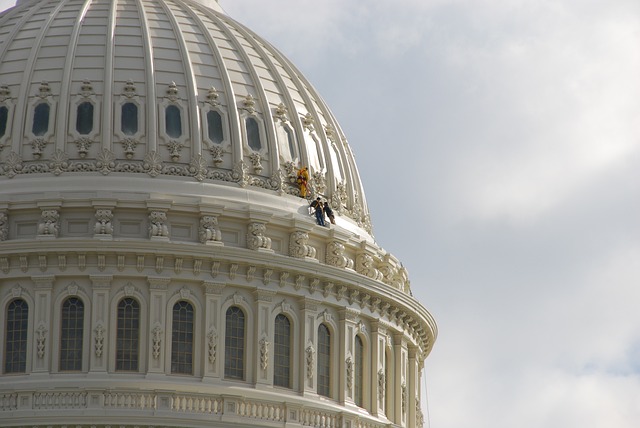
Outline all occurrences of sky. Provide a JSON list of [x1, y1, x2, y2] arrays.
[[218, 1, 640, 427], [0, 0, 638, 427]]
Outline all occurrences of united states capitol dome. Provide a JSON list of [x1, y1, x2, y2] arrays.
[[0, 1, 437, 428]]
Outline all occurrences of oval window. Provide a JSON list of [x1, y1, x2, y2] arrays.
[[32, 103, 50, 136], [76, 102, 94, 135], [121, 102, 138, 136], [246, 117, 261, 151], [165, 105, 182, 138], [207, 110, 224, 144]]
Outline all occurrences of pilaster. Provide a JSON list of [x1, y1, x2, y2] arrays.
[[203, 281, 224, 378], [147, 276, 170, 373], [90, 275, 112, 372], [299, 297, 319, 395], [31, 275, 54, 373], [254, 289, 275, 386]]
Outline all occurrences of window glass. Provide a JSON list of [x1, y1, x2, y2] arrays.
[[354, 335, 364, 407], [116, 298, 140, 371], [171, 301, 194, 374], [317, 324, 331, 397], [284, 126, 295, 158], [245, 117, 261, 151], [224, 306, 245, 380], [60, 297, 84, 371], [32, 103, 49, 136], [0, 106, 8, 138], [207, 110, 224, 144], [165, 105, 182, 138], [76, 102, 93, 135], [4, 299, 28, 374], [121, 102, 138, 135], [273, 314, 291, 388]]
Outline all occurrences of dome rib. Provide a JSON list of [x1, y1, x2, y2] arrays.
[[55, 0, 93, 152], [101, 0, 118, 149], [158, 0, 202, 155], [182, 3, 243, 160], [12, 1, 67, 152], [135, 0, 159, 151]]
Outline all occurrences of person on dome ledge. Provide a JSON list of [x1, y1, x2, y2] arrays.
[[310, 197, 325, 226], [297, 166, 309, 198]]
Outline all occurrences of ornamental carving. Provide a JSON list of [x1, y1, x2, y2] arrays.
[[0, 211, 7, 241], [120, 138, 138, 159], [94, 323, 105, 357], [274, 103, 287, 122], [143, 151, 163, 177], [232, 160, 249, 187], [247, 222, 271, 251], [311, 170, 326, 196], [289, 230, 316, 259], [37, 81, 52, 99], [401, 383, 407, 415], [249, 152, 263, 173], [356, 253, 383, 281], [31, 138, 47, 159], [75, 137, 93, 158], [259, 335, 269, 371], [0, 84, 10, 102], [346, 356, 353, 391], [94, 209, 114, 235], [378, 369, 385, 407], [207, 326, 217, 364], [199, 215, 222, 244], [208, 144, 224, 165], [36, 322, 47, 359], [96, 148, 116, 175], [152, 323, 163, 359], [166, 140, 184, 162], [50, 149, 69, 175], [190, 154, 208, 181], [166, 81, 179, 101], [205, 86, 220, 106], [148, 211, 169, 238], [326, 241, 353, 269], [80, 79, 94, 98], [302, 113, 314, 132], [37, 209, 59, 237], [241, 94, 256, 114], [123, 80, 137, 98], [306, 343, 315, 379]]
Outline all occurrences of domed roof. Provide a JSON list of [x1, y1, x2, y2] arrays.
[[0, 0, 372, 235]]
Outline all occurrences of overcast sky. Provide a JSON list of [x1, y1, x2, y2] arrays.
[[220, 1, 640, 427], [2, 0, 638, 427]]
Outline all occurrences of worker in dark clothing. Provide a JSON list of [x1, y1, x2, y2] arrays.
[[323, 202, 335, 224], [310, 197, 325, 226]]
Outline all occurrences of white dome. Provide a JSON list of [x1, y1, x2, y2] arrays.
[[0, 2, 436, 428], [0, 0, 371, 234]]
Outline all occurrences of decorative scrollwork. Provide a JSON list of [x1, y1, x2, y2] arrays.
[[94, 323, 105, 357], [289, 230, 316, 259], [247, 222, 271, 251]]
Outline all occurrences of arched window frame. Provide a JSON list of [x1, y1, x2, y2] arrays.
[[385, 344, 394, 420], [115, 297, 141, 372], [273, 313, 293, 389], [354, 334, 365, 408], [3, 298, 30, 374], [219, 295, 254, 383], [317, 322, 335, 398], [109, 290, 148, 373], [51, 288, 90, 373], [169, 300, 195, 375], [224, 305, 247, 381], [58, 296, 86, 372], [163, 294, 202, 377]]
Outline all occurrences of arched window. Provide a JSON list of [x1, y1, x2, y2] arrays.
[[0, 105, 8, 139], [32, 103, 49, 136], [207, 110, 224, 144], [354, 335, 364, 407], [317, 323, 331, 397], [165, 105, 182, 138], [4, 299, 28, 373], [116, 298, 140, 371], [273, 314, 291, 388], [121, 102, 138, 135], [60, 297, 84, 371], [245, 117, 261, 151], [385, 348, 393, 417], [76, 101, 93, 135], [225, 306, 245, 380], [171, 301, 194, 374]]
